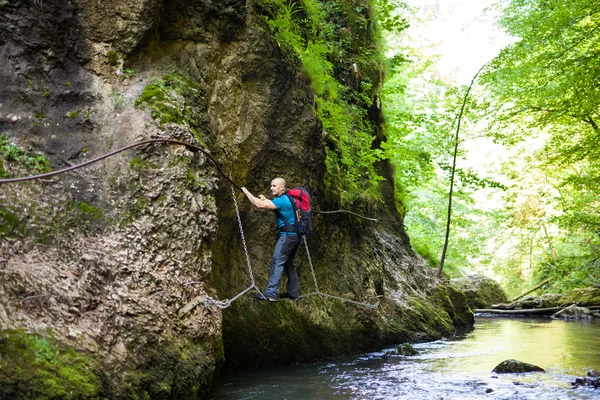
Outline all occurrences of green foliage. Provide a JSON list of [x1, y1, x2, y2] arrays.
[[474, 0, 600, 293], [0, 134, 52, 177], [109, 90, 126, 111], [0, 330, 103, 400], [256, 0, 401, 207], [135, 73, 206, 142]]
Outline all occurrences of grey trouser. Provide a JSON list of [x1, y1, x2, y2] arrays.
[[264, 233, 300, 298]]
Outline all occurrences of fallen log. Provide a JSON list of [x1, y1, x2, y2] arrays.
[[474, 307, 564, 315], [474, 305, 600, 315]]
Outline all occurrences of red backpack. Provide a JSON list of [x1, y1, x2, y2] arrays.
[[285, 187, 312, 236]]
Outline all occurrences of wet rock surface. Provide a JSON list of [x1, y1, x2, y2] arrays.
[[394, 343, 418, 356], [572, 370, 600, 389], [552, 304, 593, 320], [492, 359, 545, 374]]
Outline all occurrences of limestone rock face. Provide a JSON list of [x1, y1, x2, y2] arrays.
[[451, 274, 507, 309], [0, 0, 474, 396]]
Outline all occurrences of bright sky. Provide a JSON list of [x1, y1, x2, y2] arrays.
[[400, 0, 519, 184], [405, 0, 515, 84]]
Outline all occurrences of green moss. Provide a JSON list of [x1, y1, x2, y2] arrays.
[[135, 73, 206, 130], [0, 330, 103, 400], [35, 112, 47, 120], [74, 202, 104, 220], [109, 341, 216, 400], [133, 196, 149, 212], [68, 111, 80, 119], [0, 207, 25, 236], [106, 50, 118, 66], [43, 90, 51, 98], [129, 157, 158, 172]]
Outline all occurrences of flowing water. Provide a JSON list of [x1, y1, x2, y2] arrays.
[[210, 317, 600, 399]]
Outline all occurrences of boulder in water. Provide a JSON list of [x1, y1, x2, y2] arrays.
[[572, 370, 600, 389], [552, 305, 593, 320], [395, 343, 418, 356], [385, 343, 418, 357], [492, 359, 545, 374]]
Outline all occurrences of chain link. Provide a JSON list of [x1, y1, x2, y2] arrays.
[[299, 236, 378, 308], [303, 236, 320, 293], [231, 185, 256, 285], [204, 188, 378, 310]]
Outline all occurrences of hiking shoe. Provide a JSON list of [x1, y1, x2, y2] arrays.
[[255, 293, 277, 302], [279, 292, 299, 301]]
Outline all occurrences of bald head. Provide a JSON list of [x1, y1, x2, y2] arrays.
[[270, 177, 286, 197]]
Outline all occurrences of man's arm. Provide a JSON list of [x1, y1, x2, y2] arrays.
[[241, 187, 277, 210]]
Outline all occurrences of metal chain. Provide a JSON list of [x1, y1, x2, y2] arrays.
[[302, 236, 320, 293], [1, 136, 381, 310], [231, 185, 256, 286], [202, 186, 261, 309], [299, 236, 378, 308]]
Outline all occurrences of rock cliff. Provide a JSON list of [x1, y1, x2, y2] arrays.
[[0, 0, 473, 397]]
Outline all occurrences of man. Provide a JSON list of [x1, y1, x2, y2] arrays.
[[241, 177, 300, 302]]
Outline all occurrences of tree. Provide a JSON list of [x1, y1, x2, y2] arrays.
[[479, 0, 600, 291]]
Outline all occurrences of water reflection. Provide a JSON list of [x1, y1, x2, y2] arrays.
[[211, 318, 600, 399]]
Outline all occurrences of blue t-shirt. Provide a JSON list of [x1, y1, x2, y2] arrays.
[[272, 195, 295, 231]]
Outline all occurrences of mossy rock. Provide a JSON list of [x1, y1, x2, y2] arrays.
[[451, 275, 507, 309], [492, 359, 545, 374], [518, 288, 600, 309], [395, 343, 418, 356], [134, 73, 207, 142], [0, 330, 103, 400], [552, 305, 593, 320]]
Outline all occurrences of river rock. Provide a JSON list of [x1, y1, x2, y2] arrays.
[[451, 274, 507, 309], [552, 305, 593, 320], [390, 343, 418, 356], [492, 359, 545, 374], [572, 370, 600, 389]]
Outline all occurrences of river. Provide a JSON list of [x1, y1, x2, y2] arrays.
[[210, 317, 600, 399]]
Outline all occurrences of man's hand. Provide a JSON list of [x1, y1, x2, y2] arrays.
[[240, 187, 276, 210]]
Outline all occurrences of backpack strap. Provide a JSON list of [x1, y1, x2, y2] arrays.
[[275, 194, 297, 233]]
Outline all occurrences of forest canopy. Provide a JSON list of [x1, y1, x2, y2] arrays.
[[381, 0, 600, 295]]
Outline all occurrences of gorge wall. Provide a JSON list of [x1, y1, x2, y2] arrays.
[[0, 0, 473, 398]]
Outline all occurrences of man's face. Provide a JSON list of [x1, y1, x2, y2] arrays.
[[270, 180, 285, 197]]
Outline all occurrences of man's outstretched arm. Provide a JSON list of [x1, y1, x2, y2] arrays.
[[241, 187, 277, 210]]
